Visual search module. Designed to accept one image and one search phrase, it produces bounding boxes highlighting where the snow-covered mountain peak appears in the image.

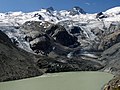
[47,7,54,11]
[72,6,86,14]
[69,6,86,15]
[105,7,120,15]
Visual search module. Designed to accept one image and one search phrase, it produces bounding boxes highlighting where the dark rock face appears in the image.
[69,26,87,40]
[0,30,12,44]
[96,12,107,19]
[70,26,81,34]
[34,13,44,20]
[54,31,77,47]
[46,25,79,47]
[30,34,53,54]
[47,7,54,11]
[0,30,43,82]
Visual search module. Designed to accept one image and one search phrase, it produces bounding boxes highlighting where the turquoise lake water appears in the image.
[0,72,113,90]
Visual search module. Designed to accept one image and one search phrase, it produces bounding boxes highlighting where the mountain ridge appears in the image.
[0,6,120,26]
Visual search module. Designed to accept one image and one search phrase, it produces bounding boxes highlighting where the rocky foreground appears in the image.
[103,76,120,90]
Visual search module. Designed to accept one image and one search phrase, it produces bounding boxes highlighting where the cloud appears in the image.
[85,2,96,6]
[85,2,90,5]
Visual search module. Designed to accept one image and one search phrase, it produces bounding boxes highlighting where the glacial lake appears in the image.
[0,72,113,90]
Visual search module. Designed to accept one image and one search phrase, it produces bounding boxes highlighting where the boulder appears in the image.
[103,76,120,90]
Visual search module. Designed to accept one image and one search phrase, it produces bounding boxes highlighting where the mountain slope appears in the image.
[0,30,43,82]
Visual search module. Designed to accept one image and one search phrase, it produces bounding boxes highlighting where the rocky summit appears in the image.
[0,6,120,89]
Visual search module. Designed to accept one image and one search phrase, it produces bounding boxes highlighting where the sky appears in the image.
[0,0,120,13]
